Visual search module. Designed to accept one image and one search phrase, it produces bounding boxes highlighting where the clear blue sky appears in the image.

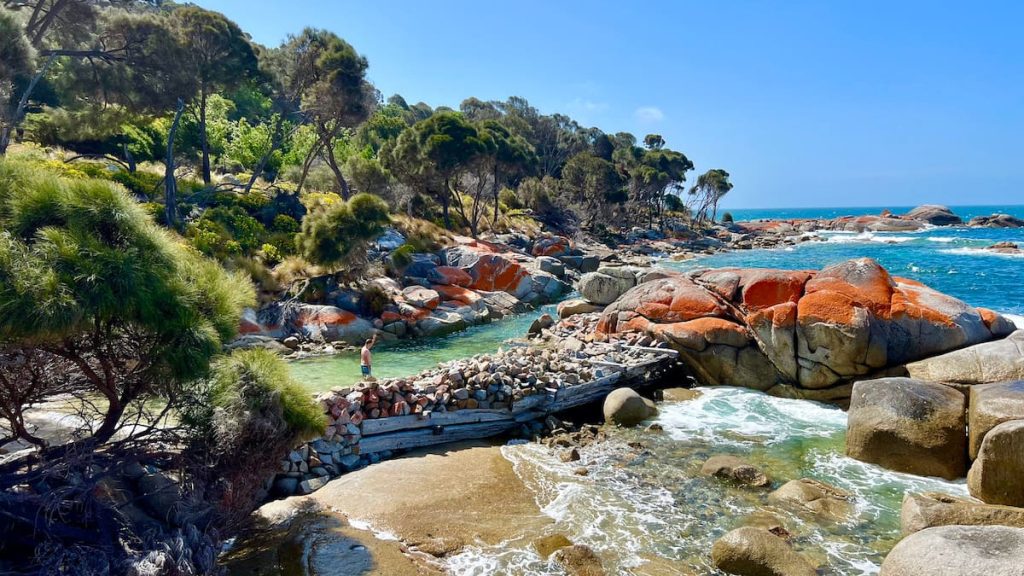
[196,0,1022,209]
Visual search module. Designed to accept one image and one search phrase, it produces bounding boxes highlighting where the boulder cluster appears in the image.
[837,334,1024,575]
[594,258,1015,402]
[238,233,590,348]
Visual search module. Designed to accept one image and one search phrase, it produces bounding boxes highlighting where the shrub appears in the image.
[0,157,254,450]
[182,348,324,531]
[110,169,165,198]
[360,284,390,316]
[498,187,523,210]
[296,193,391,268]
[259,242,282,265]
[272,213,300,234]
[722,212,734,223]
[389,243,415,269]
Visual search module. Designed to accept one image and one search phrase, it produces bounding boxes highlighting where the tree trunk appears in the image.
[200,88,211,185]
[28,0,70,47]
[441,179,452,229]
[492,164,500,225]
[122,143,136,173]
[165,99,185,227]
[0,54,56,156]
[322,139,351,199]
[244,115,285,194]
[295,139,324,195]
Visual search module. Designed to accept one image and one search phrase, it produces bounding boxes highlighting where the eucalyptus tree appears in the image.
[689,168,733,226]
[561,151,622,226]
[479,119,535,224]
[383,111,493,234]
[272,28,377,197]
[170,6,257,184]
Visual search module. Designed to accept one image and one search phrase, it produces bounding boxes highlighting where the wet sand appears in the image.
[310,440,553,556]
[225,439,551,575]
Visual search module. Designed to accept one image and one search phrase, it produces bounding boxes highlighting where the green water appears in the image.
[288,303,559,392]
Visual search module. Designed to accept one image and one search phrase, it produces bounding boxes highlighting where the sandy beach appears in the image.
[225,440,551,575]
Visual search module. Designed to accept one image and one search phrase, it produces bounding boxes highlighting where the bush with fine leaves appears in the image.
[295,192,390,267]
[182,348,324,529]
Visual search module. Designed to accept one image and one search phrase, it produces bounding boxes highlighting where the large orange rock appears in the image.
[427,266,473,287]
[598,258,1011,396]
[444,245,567,302]
[532,235,574,258]
[290,304,376,342]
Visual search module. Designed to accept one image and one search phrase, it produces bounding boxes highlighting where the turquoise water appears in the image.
[272,208,1019,575]
[289,302,559,392]
[451,388,967,575]
[672,225,1024,315]
[723,204,1024,222]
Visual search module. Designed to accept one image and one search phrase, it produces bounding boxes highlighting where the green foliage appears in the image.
[296,192,390,267]
[202,205,267,252]
[271,214,300,234]
[110,169,165,198]
[664,193,685,213]
[722,212,734,223]
[224,116,280,172]
[360,284,389,316]
[498,187,523,210]
[194,348,325,441]
[0,12,34,101]
[389,243,415,269]
[0,157,254,444]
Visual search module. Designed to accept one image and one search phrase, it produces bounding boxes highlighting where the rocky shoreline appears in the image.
[227,204,1024,575]
[227,204,1023,360]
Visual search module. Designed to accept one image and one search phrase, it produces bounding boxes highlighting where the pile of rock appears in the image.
[237,234,586,351]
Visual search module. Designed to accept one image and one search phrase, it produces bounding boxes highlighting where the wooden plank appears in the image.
[511,393,547,414]
[587,360,627,371]
[359,414,428,436]
[360,409,513,436]
[554,373,621,402]
[623,345,679,357]
[358,419,517,453]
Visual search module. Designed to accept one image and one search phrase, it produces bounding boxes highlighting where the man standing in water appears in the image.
[360,335,377,380]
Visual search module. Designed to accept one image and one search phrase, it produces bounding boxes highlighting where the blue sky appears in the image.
[196,1,1022,209]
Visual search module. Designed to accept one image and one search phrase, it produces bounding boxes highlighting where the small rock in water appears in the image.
[533,534,573,559]
[711,527,817,576]
[560,448,581,463]
[701,455,770,488]
[552,544,606,576]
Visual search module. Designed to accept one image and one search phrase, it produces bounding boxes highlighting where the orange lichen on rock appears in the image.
[431,266,473,287]
[294,307,358,327]
[890,283,957,326]
[803,259,895,318]
[432,284,483,305]
[797,290,857,325]
[466,254,530,294]
[738,270,811,311]
[977,307,1003,330]
[747,301,798,328]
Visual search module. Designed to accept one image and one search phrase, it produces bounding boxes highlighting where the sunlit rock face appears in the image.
[598,258,1014,397]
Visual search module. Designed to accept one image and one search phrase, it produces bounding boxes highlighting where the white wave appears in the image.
[823,231,917,244]
[927,236,958,243]
[656,387,845,446]
[940,247,1024,259]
